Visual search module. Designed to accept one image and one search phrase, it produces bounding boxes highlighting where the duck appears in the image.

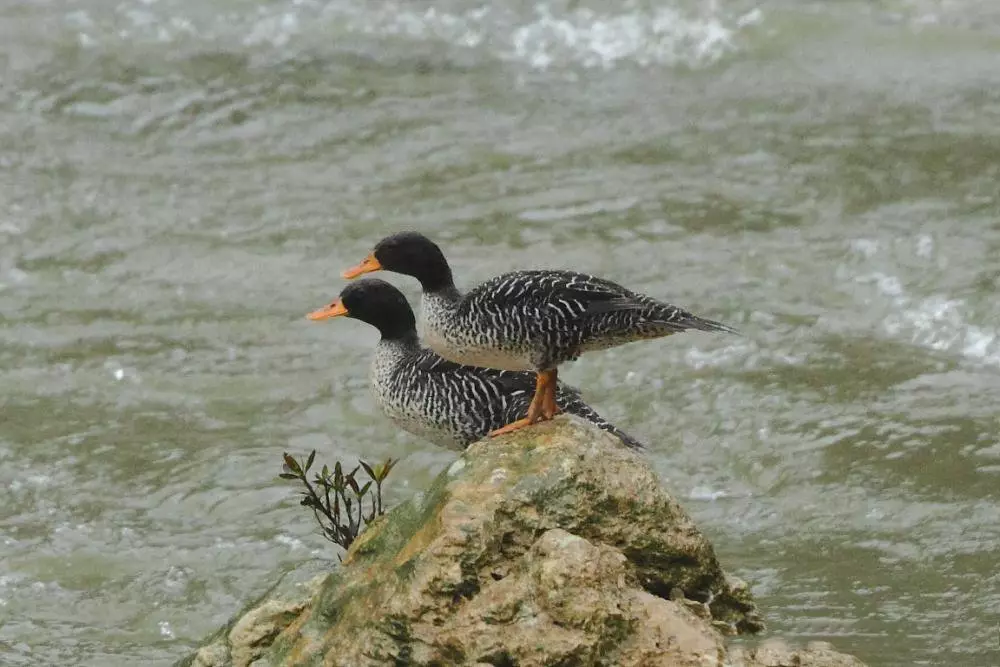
[307,278,642,451]
[341,231,739,436]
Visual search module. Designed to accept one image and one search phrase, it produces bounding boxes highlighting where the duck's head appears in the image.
[307,278,416,340]
[341,232,453,292]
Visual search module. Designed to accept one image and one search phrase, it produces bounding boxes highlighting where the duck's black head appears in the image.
[307,278,417,341]
[341,231,454,293]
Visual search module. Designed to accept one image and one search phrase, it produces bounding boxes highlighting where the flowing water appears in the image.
[2,0,999,665]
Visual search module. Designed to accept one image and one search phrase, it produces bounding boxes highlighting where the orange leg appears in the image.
[489,369,559,437]
[540,368,561,420]
[523,375,548,423]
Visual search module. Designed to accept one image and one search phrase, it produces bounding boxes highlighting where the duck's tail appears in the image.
[586,297,740,337]
[683,313,741,336]
[557,386,644,450]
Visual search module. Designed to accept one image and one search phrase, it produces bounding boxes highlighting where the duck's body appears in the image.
[369,334,641,450]
[309,279,642,451]
[342,232,738,435]
[418,269,737,373]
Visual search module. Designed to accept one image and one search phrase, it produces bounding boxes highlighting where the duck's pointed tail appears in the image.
[557,386,644,450]
[586,297,740,337]
[684,313,741,336]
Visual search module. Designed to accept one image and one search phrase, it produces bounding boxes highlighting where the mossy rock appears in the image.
[178,417,869,667]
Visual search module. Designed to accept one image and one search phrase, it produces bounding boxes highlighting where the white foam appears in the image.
[915,233,934,258]
[849,238,880,258]
[857,270,1000,367]
[961,326,996,360]
[506,4,747,70]
[242,10,300,47]
[63,1,757,71]
[158,620,175,639]
[275,534,304,549]
[856,272,904,297]
[0,574,22,587]
[974,443,1000,460]
[684,342,776,370]
[689,486,728,501]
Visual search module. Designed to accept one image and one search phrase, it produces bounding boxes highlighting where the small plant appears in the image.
[280,450,398,556]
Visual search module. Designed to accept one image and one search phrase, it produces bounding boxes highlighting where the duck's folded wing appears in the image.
[584,296,740,335]
[464,271,638,325]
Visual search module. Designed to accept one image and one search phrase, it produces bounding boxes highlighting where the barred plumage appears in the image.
[342,232,738,434]
[308,279,642,451]
[372,339,642,450]
[422,269,738,372]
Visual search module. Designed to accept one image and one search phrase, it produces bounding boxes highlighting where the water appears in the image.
[2,1,999,665]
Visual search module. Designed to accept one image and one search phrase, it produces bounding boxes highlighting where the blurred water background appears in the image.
[2,1,999,665]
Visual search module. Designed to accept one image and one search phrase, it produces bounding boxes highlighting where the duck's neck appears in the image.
[414,259,458,296]
[373,332,420,374]
[377,330,421,353]
[422,282,462,304]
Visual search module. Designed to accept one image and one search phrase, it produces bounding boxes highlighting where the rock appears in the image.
[431,527,727,667]
[729,639,869,667]
[189,643,228,667]
[176,416,866,667]
[182,560,329,667]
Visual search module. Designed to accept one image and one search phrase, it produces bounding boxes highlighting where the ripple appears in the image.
[54,0,759,71]
[3,2,1000,666]
[846,240,1000,367]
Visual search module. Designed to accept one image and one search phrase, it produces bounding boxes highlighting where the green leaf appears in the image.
[359,460,376,481]
[322,464,330,479]
[358,481,372,497]
[283,453,302,475]
[278,473,298,480]
[305,450,316,473]
[346,475,360,495]
[379,457,398,482]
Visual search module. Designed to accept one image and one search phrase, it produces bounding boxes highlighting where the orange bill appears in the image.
[307,299,349,321]
[341,253,382,279]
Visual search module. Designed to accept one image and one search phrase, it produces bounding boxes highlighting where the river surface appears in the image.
[2,1,999,665]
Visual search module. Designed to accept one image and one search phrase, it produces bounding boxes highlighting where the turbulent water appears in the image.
[2,0,999,665]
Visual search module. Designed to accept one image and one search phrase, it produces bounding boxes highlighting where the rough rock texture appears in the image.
[177,416,867,667]
[185,560,329,667]
[729,639,869,667]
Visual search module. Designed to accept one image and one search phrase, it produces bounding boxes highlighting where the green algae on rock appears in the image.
[178,416,866,667]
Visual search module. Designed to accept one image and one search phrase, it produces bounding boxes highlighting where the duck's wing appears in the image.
[465,270,629,312]
[465,270,739,336]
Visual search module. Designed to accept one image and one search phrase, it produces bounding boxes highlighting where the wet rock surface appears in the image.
[178,417,866,667]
